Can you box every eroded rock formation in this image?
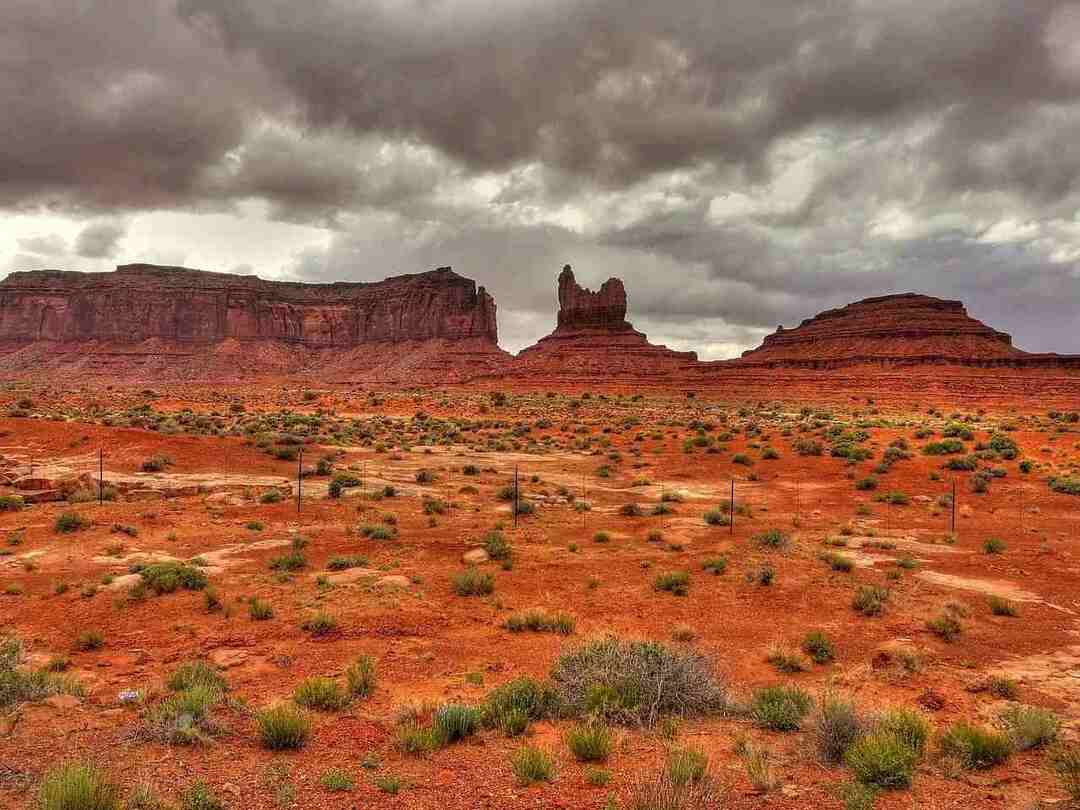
[517,265,697,380]
[0,264,498,346]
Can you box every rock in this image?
[125,489,164,501]
[376,575,410,589]
[43,694,82,711]
[21,489,63,503]
[462,548,489,565]
[0,263,500,345]
[322,568,379,585]
[516,265,698,379]
[209,649,250,669]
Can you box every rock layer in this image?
[0,264,498,346]
[555,265,631,333]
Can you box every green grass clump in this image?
[988,595,1019,617]
[750,685,813,731]
[852,585,889,616]
[667,747,708,785]
[319,769,354,792]
[452,567,494,596]
[801,631,835,664]
[55,512,90,533]
[653,571,690,596]
[983,537,1007,554]
[703,509,730,526]
[565,721,613,762]
[876,708,931,756]
[137,562,208,594]
[144,684,222,745]
[256,703,312,750]
[431,703,482,745]
[300,611,338,637]
[0,495,25,511]
[504,609,575,635]
[37,762,119,810]
[293,677,350,711]
[346,656,377,698]
[510,745,555,785]
[845,732,918,789]
[165,661,225,693]
[1050,744,1080,801]
[926,612,962,641]
[248,598,274,620]
[483,676,558,736]
[999,704,1060,751]
[754,528,789,549]
[702,557,727,575]
[939,722,1011,770]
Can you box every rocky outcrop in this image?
[708,292,1080,372]
[515,265,697,380]
[555,265,631,333]
[0,263,498,346]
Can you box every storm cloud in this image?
[3,0,1080,356]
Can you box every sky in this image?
[4,0,1080,357]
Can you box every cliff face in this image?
[555,265,632,334]
[0,264,498,347]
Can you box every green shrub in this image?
[138,562,208,595]
[983,537,1006,555]
[939,722,1011,769]
[166,661,226,693]
[754,528,789,549]
[667,747,708,785]
[319,769,354,792]
[802,631,835,664]
[926,612,962,641]
[73,630,104,651]
[431,703,482,745]
[248,598,273,620]
[346,656,377,698]
[55,512,90,533]
[813,694,864,764]
[876,708,931,756]
[0,495,25,512]
[845,732,917,789]
[999,704,1059,751]
[703,509,730,526]
[293,676,350,711]
[1050,744,1080,800]
[702,557,727,575]
[300,611,338,637]
[988,595,1019,617]
[483,676,558,736]
[750,685,813,731]
[852,585,889,617]
[482,530,512,560]
[566,721,613,762]
[37,762,119,810]
[924,439,965,455]
[653,571,690,596]
[549,637,727,726]
[504,609,575,635]
[144,684,221,745]
[510,745,555,785]
[452,567,494,596]
[257,704,311,749]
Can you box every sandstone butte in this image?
[1,261,1079,388]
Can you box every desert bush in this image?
[319,769,354,792]
[988,595,1019,617]
[0,495,25,511]
[549,637,727,726]
[483,676,558,736]
[504,609,575,635]
[939,722,1011,770]
[293,676,350,711]
[300,610,338,637]
[137,562,208,595]
[802,631,835,664]
[754,528,789,549]
[141,454,173,472]
[452,567,494,596]
[37,762,119,810]
[653,571,690,596]
[510,745,555,785]
[346,656,377,698]
[852,585,889,617]
[668,747,709,785]
[431,703,482,745]
[627,768,718,810]
[926,612,962,641]
[482,530,512,560]
[55,512,90,533]
[1050,744,1080,800]
[998,704,1059,751]
[876,708,931,756]
[248,598,273,620]
[566,720,613,762]
[813,694,865,764]
[144,683,221,745]
[166,661,226,693]
[845,732,917,789]
[257,703,311,749]
[750,685,813,731]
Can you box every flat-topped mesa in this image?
[0,263,498,347]
[555,265,632,334]
[736,293,1025,366]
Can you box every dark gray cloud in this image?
[75,221,127,259]
[3,0,1080,357]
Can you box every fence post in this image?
[99,449,104,505]
[951,479,957,534]
[297,448,303,514]
[513,465,519,530]
[730,479,735,535]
